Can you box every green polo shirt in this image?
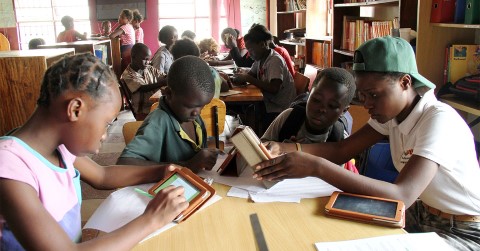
[120,96,207,163]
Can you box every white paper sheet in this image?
[314,232,454,251]
[83,184,221,242]
[219,90,243,97]
[199,155,340,203]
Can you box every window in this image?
[14,0,90,49]
[158,0,227,42]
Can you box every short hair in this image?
[61,16,73,28]
[198,38,219,54]
[121,9,133,21]
[167,55,214,95]
[221,28,238,39]
[37,53,117,107]
[244,24,272,44]
[28,38,45,50]
[131,43,150,57]
[132,9,143,22]
[313,67,356,107]
[158,25,177,43]
[171,38,200,60]
[181,30,196,40]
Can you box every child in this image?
[56,16,87,43]
[233,24,296,131]
[215,28,253,67]
[28,38,45,49]
[117,56,221,172]
[254,37,480,249]
[121,43,166,118]
[0,53,188,250]
[171,38,230,97]
[109,9,135,72]
[151,25,178,74]
[132,9,144,43]
[181,30,196,40]
[198,38,220,61]
[261,67,356,144]
[101,20,111,37]
[270,35,295,77]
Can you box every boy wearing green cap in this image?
[254,36,480,249]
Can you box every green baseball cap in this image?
[352,36,435,89]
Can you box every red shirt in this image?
[274,46,296,77]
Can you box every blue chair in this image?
[359,140,399,183]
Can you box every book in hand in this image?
[230,126,279,189]
[148,168,215,223]
[325,192,406,228]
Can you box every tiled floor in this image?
[81,109,135,226]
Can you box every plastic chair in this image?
[118,79,147,120]
[293,71,310,96]
[122,121,143,145]
[200,98,226,149]
[358,140,399,183]
[0,33,10,51]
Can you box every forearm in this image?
[138,82,163,92]
[98,164,167,189]
[247,76,280,93]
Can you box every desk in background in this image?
[440,94,480,128]
[0,49,75,135]
[84,183,405,250]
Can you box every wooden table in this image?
[440,94,480,128]
[149,85,263,103]
[84,183,405,250]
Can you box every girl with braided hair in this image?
[0,53,188,250]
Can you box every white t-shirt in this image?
[368,89,480,215]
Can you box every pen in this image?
[134,188,154,198]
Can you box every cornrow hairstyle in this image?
[37,53,117,107]
[121,9,133,22]
[171,38,200,60]
[314,67,357,107]
[158,25,177,43]
[244,24,272,44]
[167,56,214,95]
[132,9,143,22]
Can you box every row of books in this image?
[341,16,393,52]
[341,0,379,3]
[443,44,480,85]
[430,0,479,24]
[311,41,331,69]
[284,0,306,11]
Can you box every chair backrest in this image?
[293,71,310,96]
[358,140,398,183]
[303,64,320,92]
[200,98,226,148]
[0,33,10,51]
[122,121,143,145]
[150,101,159,113]
[118,78,139,119]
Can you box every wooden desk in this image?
[149,85,263,103]
[440,94,480,127]
[0,49,75,135]
[84,183,405,250]
[38,40,113,67]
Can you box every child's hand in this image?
[186,149,222,172]
[253,151,318,181]
[263,141,296,156]
[232,73,249,85]
[143,185,189,228]
[225,34,237,48]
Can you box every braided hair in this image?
[37,53,117,107]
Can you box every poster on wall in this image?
[96,0,146,21]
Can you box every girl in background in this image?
[151,25,178,74]
[132,9,144,43]
[57,16,87,43]
[110,9,135,72]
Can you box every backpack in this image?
[278,101,349,143]
[449,74,480,102]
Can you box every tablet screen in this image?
[332,193,398,218]
[154,173,200,202]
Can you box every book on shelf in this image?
[311,41,331,69]
[447,44,480,84]
[341,16,393,52]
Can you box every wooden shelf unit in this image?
[331,0,417,67]
[276,0,307,57]
[0,49,75,135]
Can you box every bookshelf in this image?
[331,0,417,67]
[276,0,307,57]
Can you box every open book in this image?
[230,126,279,189]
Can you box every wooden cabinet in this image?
[416,0,479,88]
[304,0,333,69]
[331,0,417,67]
[0,49,75,135]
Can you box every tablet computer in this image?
[325,191,405,228]
[148,168,215,223]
